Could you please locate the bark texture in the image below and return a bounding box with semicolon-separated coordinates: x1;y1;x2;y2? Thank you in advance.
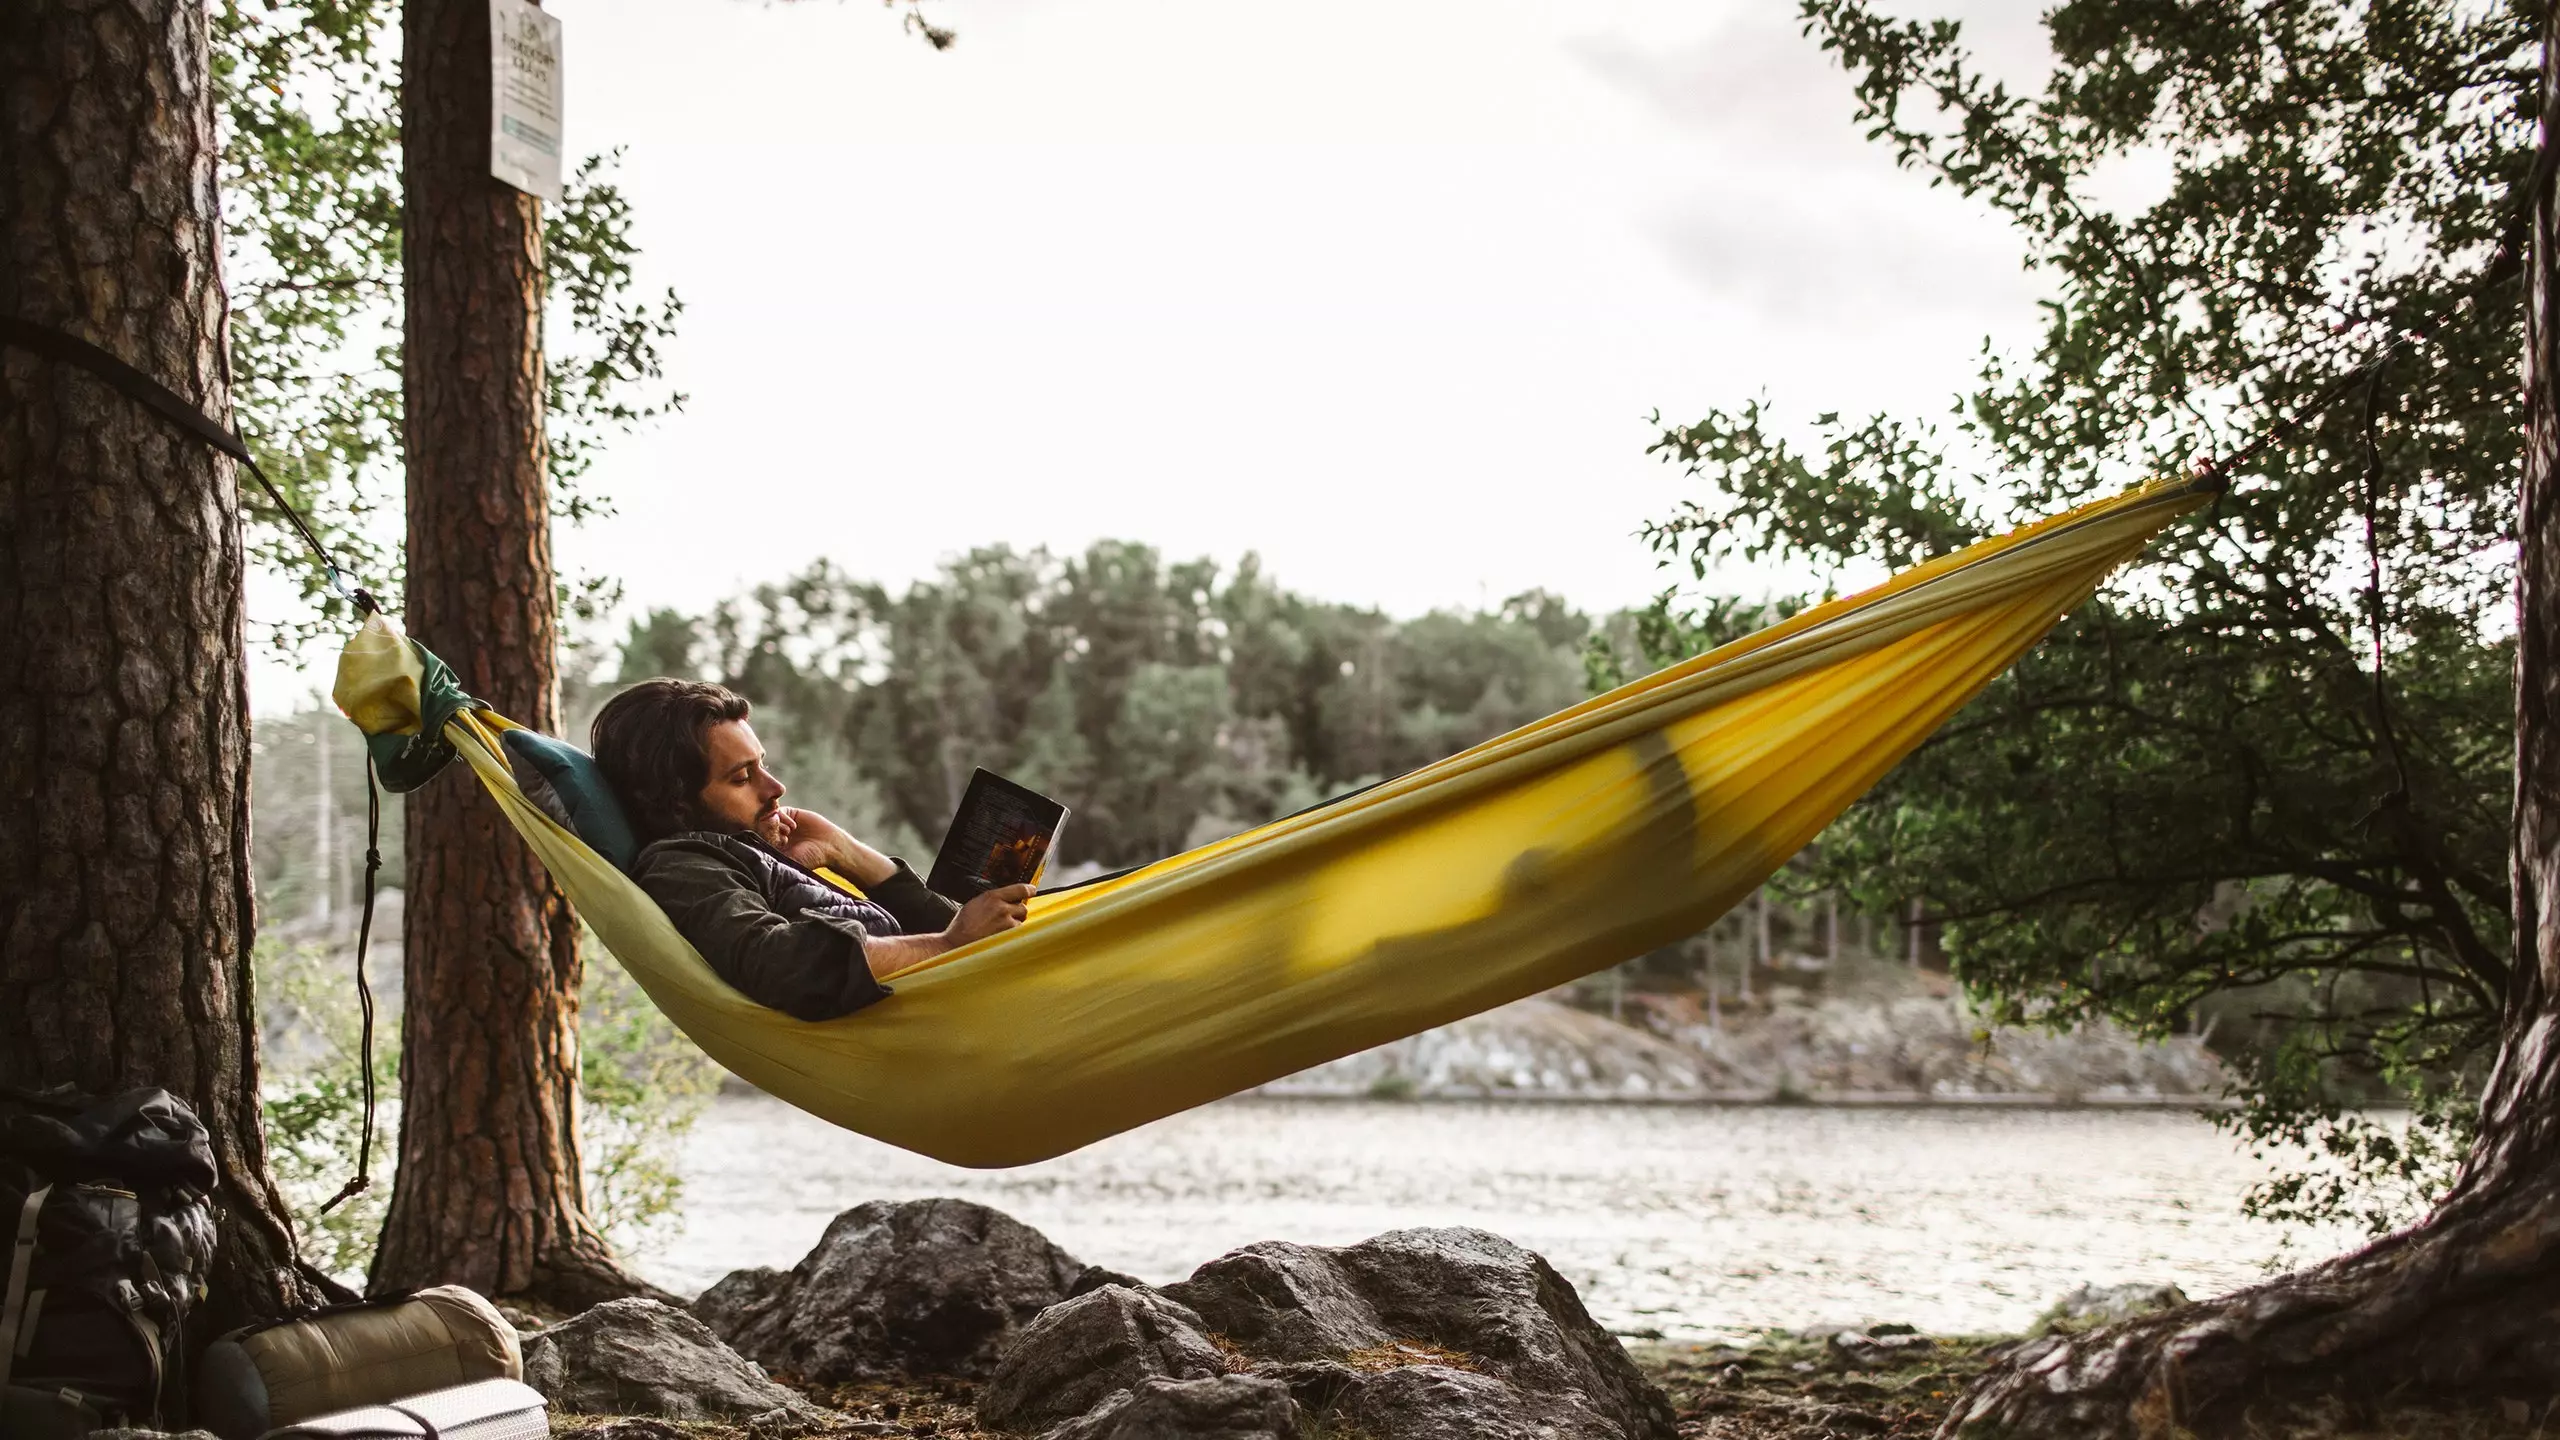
1940;30;2560;1440
368;0;643;1308
0;0;320;1332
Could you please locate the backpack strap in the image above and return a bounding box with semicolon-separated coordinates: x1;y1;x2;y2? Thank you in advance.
0;1183;52;1392
108;1281;165;1428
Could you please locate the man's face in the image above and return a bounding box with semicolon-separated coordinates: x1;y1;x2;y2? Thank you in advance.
697;719;787;834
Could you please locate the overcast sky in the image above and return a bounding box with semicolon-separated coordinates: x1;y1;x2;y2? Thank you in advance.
253;0;2062;709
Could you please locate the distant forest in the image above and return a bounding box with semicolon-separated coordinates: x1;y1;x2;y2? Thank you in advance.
613;542;1612;869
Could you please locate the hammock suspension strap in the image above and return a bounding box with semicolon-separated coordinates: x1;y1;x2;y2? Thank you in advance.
0;315;387;1225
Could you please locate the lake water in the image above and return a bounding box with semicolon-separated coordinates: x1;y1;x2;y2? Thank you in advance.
646;1092;2362;1341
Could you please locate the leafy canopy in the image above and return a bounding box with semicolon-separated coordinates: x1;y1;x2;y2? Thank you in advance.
1640;0;2536;1229
214;0;685;651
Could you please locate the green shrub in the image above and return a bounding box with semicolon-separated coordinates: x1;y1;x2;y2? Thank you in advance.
578;943;723;1256
258;932;723;1283
259;939;398;1284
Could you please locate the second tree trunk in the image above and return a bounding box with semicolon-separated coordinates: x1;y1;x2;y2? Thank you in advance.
370;0;638;1308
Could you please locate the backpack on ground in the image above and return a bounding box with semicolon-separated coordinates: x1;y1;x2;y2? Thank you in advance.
0;1085;220;1440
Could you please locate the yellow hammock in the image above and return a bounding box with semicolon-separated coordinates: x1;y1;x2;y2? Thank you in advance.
334;474;2211;1168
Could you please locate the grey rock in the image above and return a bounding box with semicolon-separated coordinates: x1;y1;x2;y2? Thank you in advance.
521;1298;826;1421
692;1265;795;1348
745;1409;901;1438
1068;1264;1147;1299
1157;1242;1373;1362
553;1422;687;1440
1827;1328;1934;1369
978;1285;1228;1433
694;1197;1084;1382
1038;1376;1298;1440
2036;1281;2190;1333
1261;1359;1594;1439
1160;1227;1676;1440
1796;1320;1921;1344
1320;1364;1567;1440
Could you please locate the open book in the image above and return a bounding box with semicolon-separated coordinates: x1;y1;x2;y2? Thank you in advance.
927;769;1069;902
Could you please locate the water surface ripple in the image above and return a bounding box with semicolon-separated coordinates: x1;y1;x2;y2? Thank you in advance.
653;1092;2357;1339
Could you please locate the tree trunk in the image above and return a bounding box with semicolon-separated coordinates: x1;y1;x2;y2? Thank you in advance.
1940;28;2560;1439
368;0;646;1308
0;0;322;1332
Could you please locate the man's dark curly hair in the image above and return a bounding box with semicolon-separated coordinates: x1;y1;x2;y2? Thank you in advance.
591;678;753;844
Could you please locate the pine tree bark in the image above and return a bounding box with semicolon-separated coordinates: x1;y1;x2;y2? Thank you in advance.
368;0;648;1308
0;0;323;1332
1940;24;2560;1440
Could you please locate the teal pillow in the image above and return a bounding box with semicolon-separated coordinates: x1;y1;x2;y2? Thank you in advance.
500;729;640;872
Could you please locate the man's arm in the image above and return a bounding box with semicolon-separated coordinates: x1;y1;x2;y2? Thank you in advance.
859;932;947;979
638;837;1034;1001
857;885;1035;979
635;839;894;1021
859;858;961;934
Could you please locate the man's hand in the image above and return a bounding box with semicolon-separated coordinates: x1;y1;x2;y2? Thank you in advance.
946;883;1033;948
762;806;842;867
860;883;1035;980
764;807;895;887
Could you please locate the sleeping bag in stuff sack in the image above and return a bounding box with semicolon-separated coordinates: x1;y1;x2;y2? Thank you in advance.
0;1085;220;1440
193;1286;523;1440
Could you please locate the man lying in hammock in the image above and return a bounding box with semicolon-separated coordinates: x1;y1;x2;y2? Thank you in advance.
591;679;1032;1020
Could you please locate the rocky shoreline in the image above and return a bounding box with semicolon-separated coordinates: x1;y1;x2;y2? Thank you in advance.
488;1198;2219;1440
518;1197;1678;1438
1257;990;2230;1109
482;1198;2510;1440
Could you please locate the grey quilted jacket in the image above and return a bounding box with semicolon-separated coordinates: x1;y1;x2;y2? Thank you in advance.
629;831;958;1021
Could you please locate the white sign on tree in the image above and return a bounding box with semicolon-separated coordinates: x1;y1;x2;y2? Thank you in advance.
489;0;563;204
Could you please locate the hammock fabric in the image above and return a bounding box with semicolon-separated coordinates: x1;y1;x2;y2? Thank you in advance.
334;475;2211;1168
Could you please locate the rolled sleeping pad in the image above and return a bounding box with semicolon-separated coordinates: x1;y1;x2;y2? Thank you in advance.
193;1286;522;1440
251;1376;548;1440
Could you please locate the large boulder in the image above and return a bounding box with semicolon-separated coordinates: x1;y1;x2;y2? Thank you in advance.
981;1227;1675;1440
1265;1362;1570;1440
521;1298;828;1422
1161;1228;1674;1439
978;1286;1229;1434
693;1197;1085;1382
1039;1376;1298;1440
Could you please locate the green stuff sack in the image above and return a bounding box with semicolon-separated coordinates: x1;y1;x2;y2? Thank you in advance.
331;613;485;795
193;1287;522;1440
